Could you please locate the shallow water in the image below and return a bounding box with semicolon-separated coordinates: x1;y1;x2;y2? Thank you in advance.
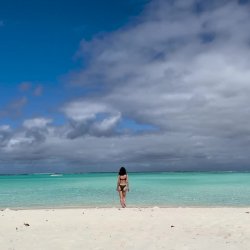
0;172;250;208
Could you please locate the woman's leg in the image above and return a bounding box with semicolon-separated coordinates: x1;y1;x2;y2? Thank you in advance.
119;191;125;208
122;191;127;207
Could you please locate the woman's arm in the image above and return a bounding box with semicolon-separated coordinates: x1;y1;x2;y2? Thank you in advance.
116;175;120;191
126;174;129;191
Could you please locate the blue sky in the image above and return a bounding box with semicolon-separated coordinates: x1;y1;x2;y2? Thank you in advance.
0;0;149;128
1;0;250;173
0;0;147;83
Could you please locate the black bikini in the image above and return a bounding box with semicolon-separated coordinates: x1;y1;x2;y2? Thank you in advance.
119;175;127;191
119;184;127;191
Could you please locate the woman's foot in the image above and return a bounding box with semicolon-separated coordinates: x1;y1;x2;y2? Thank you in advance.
120;200;125;208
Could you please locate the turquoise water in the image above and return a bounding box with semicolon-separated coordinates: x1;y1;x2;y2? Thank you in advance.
0;172;250;208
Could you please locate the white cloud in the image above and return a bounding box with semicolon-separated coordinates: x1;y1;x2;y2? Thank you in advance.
0;125;11;131
2;118;53;154
62;100;121;138
63;100;109;121
23;118;52;129
93;113;121;132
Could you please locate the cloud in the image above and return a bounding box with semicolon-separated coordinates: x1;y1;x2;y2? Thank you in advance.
0;125;12;148
1;0;250;173
2;118;53;154
63;100;111;121
62;100;121;138
66;0;250;169
23;118;52;129
22;118;53;145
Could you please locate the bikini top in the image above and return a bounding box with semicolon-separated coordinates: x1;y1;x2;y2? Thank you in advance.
120;175;127;181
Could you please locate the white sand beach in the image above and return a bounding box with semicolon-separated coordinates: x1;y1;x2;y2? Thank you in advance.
1;207;250;250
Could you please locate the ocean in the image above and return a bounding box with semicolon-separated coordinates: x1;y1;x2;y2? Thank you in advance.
0;172;250;209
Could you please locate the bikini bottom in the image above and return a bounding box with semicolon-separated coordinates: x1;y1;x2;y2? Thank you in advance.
119;184;127;191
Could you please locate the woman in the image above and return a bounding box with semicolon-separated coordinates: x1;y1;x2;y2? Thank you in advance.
116;167;129;208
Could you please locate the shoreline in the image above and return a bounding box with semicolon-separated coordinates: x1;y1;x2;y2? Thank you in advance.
2;204;250;210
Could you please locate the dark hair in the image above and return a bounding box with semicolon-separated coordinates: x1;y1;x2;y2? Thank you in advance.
119;167;127;176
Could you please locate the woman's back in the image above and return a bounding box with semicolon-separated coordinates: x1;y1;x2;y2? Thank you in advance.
119;174;127;183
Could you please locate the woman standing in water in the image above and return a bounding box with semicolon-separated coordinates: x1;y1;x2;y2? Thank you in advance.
116;167;129;208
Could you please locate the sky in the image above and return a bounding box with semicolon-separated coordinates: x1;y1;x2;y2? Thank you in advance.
0;0;250;174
